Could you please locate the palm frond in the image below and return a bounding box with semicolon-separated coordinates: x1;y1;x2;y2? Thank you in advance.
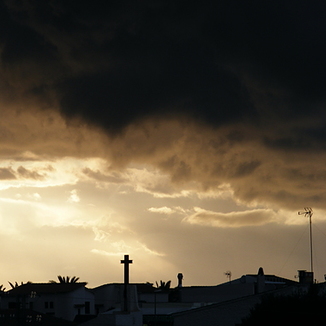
57;275;80;283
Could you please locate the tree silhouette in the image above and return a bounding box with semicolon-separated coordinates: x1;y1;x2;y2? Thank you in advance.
8;281;31;289
56;275;80;283
155;280;171;291
0;284;6;292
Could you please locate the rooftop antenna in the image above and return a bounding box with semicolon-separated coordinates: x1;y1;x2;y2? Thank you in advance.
298;207;313;274
224;271;232;283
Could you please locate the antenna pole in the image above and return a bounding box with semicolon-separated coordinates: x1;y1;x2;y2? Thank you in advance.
298;207;313;274
309;211;313;274
224;271;232;283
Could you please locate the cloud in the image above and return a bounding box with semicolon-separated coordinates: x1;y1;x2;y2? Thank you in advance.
148;207;174;215
17;166;44;180
137;242;165;257
148;206;187;215
183;207;278;228
82;168;127;184
67;189;80;203
1;0;326;213
2;0;326;135
0;167;16;180
90;239;163;257
27;193;41;201
128;167;188;198
101;120;326;210
90;249;124;257
82;165;192;198
92;222;131;242
6;3;321;282
91;237;166;258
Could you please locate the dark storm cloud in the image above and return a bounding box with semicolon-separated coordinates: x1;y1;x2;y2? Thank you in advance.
264;125;326;151
3;0;326;141
233;160;261;178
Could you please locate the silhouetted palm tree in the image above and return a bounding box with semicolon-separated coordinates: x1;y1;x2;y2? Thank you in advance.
155;280;171;291
8;281;31;289
57;275;80;283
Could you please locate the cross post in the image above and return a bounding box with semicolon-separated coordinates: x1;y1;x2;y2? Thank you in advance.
121;254;133;312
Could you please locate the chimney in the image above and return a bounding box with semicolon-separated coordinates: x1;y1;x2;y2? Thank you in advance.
177;273;183;288
256;267;265;293
298;270;314;284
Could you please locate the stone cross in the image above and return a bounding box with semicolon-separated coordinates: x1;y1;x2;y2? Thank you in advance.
121;254;133;312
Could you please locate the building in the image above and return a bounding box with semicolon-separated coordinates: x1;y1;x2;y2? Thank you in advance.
0;267;316;325
140;268;307;326
1;282;95;322
81;284;142;326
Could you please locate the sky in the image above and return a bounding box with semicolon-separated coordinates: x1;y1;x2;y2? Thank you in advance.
1;0;326;288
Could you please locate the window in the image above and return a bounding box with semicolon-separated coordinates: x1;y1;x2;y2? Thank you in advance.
44;302;48;309
49;302;54;309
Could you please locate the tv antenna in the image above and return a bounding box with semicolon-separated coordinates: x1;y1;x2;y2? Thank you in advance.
298;207;313;273
224;271;232;283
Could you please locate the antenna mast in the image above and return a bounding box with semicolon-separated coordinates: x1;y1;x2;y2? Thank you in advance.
298;207;313;273
224;271;232;283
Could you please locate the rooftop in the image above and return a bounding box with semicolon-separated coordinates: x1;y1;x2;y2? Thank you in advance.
6;282;88;296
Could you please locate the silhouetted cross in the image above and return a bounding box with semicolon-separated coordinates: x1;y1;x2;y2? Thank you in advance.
121;254;133;312
121;254;133;285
